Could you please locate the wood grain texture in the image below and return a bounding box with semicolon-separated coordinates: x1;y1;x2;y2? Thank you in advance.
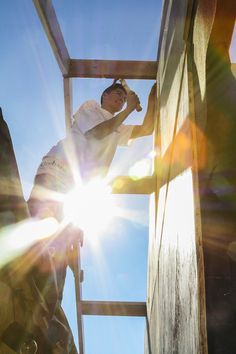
68;59;157;79
146;0;207;353
63;77;73;133
33;0;70;75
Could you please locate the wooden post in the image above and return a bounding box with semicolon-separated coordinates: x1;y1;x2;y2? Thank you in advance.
63;78;73;133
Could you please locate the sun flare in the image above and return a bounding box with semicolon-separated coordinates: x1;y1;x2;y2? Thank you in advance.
63;179;117;239
0;217;59;267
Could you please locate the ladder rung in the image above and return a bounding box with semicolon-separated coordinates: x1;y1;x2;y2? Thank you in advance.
81;301;147;317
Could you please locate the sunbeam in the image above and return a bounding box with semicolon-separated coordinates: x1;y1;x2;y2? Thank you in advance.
0;217;59;268
63;178;117;241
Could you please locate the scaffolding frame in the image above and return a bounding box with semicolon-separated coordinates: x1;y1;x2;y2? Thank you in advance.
32;1;236;353
33;1;157;352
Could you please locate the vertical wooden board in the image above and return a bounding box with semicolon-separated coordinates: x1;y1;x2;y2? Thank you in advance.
146;181;168;313
145;284;159;354
146;193;158;317
158;0;189;93
156;169;200;353
193;0;216;102
194;1;236;352
159;52;187;156
160;60;194;186
146;0;207;352
63;77;73;133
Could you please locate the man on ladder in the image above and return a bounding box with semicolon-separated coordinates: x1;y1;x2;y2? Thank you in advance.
28;81;156;353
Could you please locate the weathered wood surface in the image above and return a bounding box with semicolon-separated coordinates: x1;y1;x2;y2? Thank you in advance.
198;1;236;352
63;77;73;132
33;0;70;75
145;0;207;353
146;0;236;353
81;301;147;317
68;59;157;79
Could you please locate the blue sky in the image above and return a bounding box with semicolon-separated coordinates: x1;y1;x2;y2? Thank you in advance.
0;1;161;353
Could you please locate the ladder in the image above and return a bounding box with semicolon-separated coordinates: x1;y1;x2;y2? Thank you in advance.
70;176;155;353
69;192;153;354
33;1;157;352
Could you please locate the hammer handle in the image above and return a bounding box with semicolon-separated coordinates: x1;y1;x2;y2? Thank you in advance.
120;79;142;112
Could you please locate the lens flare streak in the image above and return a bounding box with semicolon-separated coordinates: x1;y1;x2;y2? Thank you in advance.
0;217;59;268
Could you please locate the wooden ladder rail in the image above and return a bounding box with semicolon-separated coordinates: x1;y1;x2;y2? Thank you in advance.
71;175;156;353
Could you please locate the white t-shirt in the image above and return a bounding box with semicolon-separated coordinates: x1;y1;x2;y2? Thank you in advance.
36;100;133;187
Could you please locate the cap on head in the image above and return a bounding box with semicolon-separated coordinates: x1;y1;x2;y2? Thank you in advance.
100;83;127;104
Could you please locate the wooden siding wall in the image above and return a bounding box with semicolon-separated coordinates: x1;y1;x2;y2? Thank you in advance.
196;1;236;353
146;0;236;353
146;0;205;352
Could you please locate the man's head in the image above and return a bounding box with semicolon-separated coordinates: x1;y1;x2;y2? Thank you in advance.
101;83;127;114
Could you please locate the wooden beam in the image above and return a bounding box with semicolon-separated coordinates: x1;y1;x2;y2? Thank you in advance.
111;176;156;194
70;243;85;354
33;0;70;75
67;59;158;79
82;301;147;317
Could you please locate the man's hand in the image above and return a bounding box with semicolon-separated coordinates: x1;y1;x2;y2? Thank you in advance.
129;82;157;139
126;91;140;113
147;83;156;109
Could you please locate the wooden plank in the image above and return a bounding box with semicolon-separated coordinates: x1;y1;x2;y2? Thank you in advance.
146;0;208;353
82;301;147;317
111;176;156;195
33;0;70;75
63;77;73;133
187;50;208;354
67;59;157;79
70;243;85;354
198;1;236;352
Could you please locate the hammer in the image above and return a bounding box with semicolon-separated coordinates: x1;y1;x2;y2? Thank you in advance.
113;78;142;112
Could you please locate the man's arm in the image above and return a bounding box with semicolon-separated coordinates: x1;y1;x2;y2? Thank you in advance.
130;83;156;139
85;92;139;140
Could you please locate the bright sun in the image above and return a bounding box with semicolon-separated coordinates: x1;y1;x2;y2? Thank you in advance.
63;179;116;239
